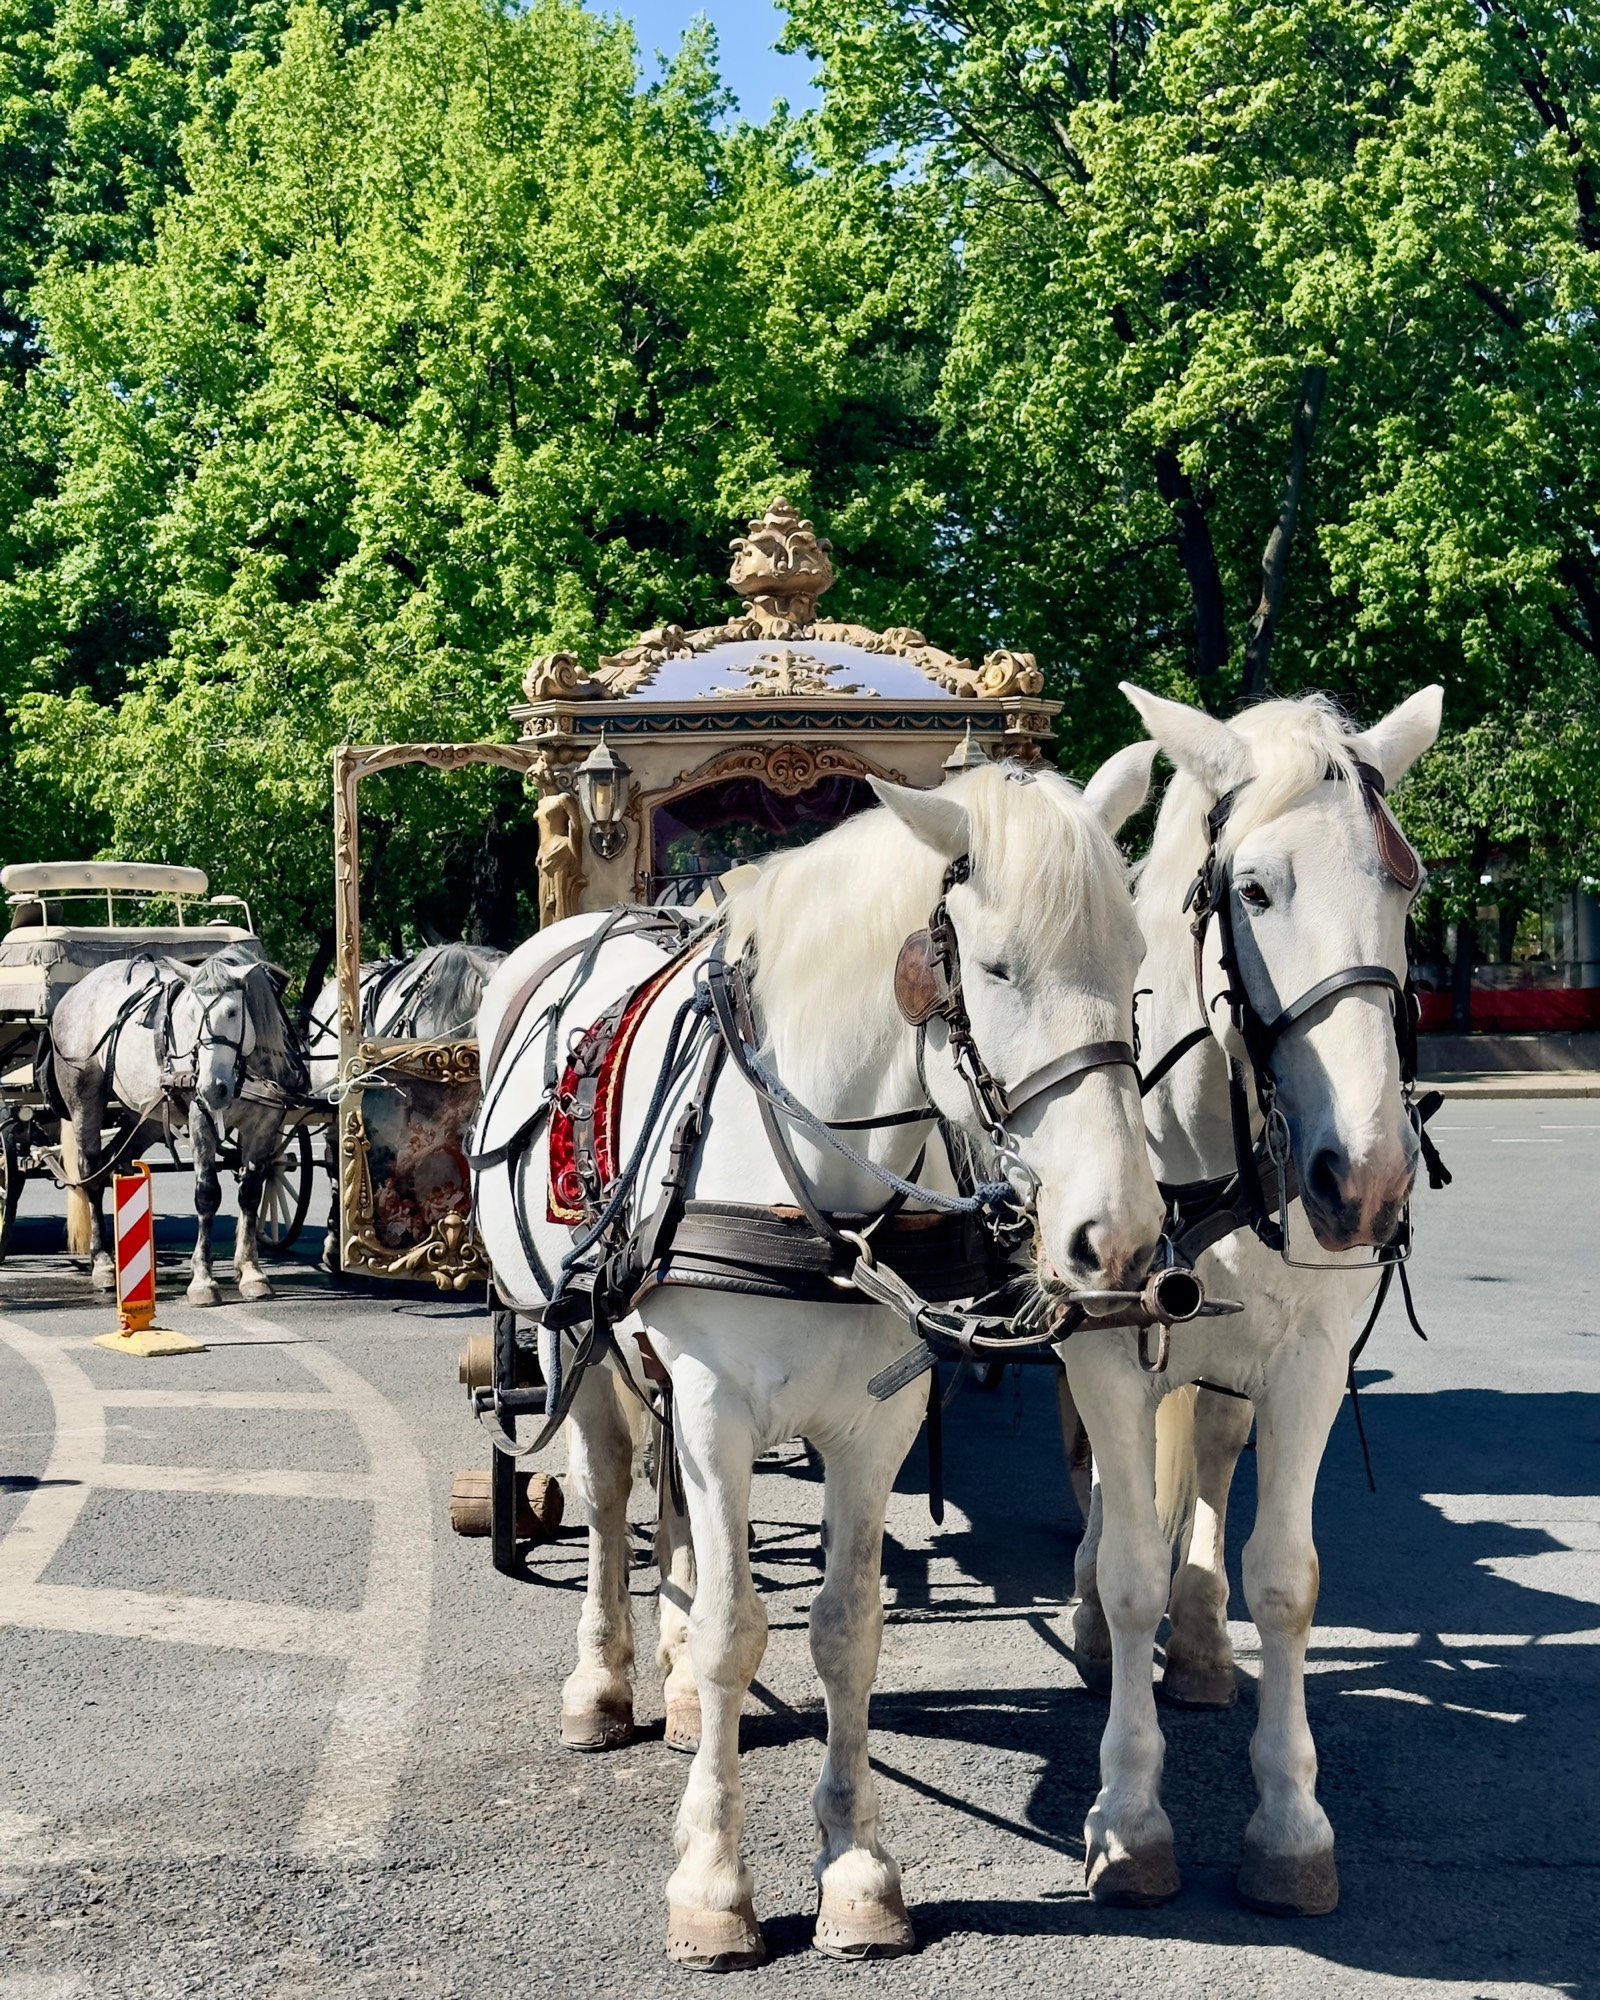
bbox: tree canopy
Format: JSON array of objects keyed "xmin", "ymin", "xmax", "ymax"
[{"xmin": 1, "ymin": 0, "xmax": 1596, "ymax": 982}]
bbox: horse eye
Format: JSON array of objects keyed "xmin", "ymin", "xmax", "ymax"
[
  {"xmin": 980, "ymin": 961, "xmax": 1012, "ymax": 983},
  {"xmin": 1238, "ymin": 882, "xmax": 1271, "ymax": 912}
]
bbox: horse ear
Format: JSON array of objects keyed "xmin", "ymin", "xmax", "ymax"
[
  {"xmin": 869, "ymin": 779, "xmax": 970, "ymax": 860},
  {"xmin": 1082, "ymin": 740, "xmax": 1158, "ymax": 835},
  {"xmin": 1118, "ymin": 683, "xmax": 1252, "ymax": 797},
  {"xmin": 1348, "ymin": 685, "xmax": 1443, "ymax": 787}
]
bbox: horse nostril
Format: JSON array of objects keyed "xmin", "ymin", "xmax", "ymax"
[
  {"xmin": 1069, "ymin": 1223, "xmax": 1095, "ymax": 1273},
  {"xmin": 1306, "ymin": 1147, "xmax": 1343, "ymax": 1212}
]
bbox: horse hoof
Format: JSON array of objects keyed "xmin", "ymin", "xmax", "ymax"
[
  {"xmin": 1088, "ymin": 1838, "xmax": 1180, "ymax": 1907},
  {"xmin": 814, "ymin": 1885, "xmax": 915, "ymax": 1960},
  {"xmin": 186, "ymin": 1281, "xmax": 223, "ymax": 1308},
  {"xmin": 1159, "ymin": 1659, "xmax": 1239, "ymax": 1710},
  {"xmin": 91, "ymin": 1260, "xmax": 115, "ymax": 1294},
  {"xmin": 560, "ymin": 1700, "xmax": 634, "ymax": 1752},
  {"xmin": 1071, "ymin": 1649, "xmax": 1114, "ymax": 1697},
  {"xmin": 237, "ymin": 1276, "xmax": 275, "ymax": 1303},
  {"xmin": 666, "ymin": 1898, "xmax": 765, "ymax": 1971},
  {"xmin": 1238, "ymin": 1843, "xmax": 1338, "ymax": 1917},
  {"xmin": 664, "ymin": 1698, "xmax": 702, "ymax": 1755}
]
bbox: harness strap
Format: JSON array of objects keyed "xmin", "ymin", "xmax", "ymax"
[{"xmin": 1000, "ymin": 1039, "xmax": 1139, "ymax": 1117}]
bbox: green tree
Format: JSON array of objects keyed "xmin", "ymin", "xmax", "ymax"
[
  {"xmin": 7, "ymin": 0, "xmax": 952, "ymax": 975},
  {"xmin": 786, "ymin": 0, "xmax": 1600, "ymax": 835}
]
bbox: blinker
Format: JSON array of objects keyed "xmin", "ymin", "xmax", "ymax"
[{"xmin": 894, "ymin": 929, "xmax": 949, "ymax": 1026}]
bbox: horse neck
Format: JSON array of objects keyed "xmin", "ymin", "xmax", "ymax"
[{"xmin": 1136, "ymin": 829, "xmax": 1238, "ymax": 1185}]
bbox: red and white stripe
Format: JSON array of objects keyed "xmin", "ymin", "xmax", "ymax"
[{"xmin": 114, "ymin": 1168, "xmax": 156, "ymax": 1322}]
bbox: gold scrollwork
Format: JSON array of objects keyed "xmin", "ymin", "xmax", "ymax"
[{"xmin": 338, "ymin": 1099, "xmax": 488, "ymax": 1292}]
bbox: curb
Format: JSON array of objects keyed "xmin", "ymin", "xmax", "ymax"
[{"xmin": 1425, "ymin": 1073, "xmax": 1600, "ymax": 1099}]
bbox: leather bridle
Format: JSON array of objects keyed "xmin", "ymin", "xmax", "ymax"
[
  {"xmin": 893, "ymin": 853, "xmax": 1140, "ymax": 1155},
  {"xmin": 1166, "ymin": 757, "xmax": 1447, "ymax": 1262}
]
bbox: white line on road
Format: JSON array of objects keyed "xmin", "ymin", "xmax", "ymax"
[{"xmin": 0, "ymin": 1310, "xmax": 435, "ymax": 1864}]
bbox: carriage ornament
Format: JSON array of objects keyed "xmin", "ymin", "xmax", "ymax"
[{"xmin": 334, "ymin": 495, "xmax": 1062, "ymax": 1290}]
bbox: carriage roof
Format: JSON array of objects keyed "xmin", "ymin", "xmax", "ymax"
[{"xmin": 2, "ymin": 861, "xmax": 210, "ymax": 897}]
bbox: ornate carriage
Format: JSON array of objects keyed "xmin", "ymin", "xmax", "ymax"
[{"xmin": 333, "ymin": 497, "xmax": 1061, "ymax": 1290}]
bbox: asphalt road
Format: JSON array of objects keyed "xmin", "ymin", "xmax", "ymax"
[{"xmin": 1, "ymin": 1098, "xmax": 1596, "ymax": 1999}]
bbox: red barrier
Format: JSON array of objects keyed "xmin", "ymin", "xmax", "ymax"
[{"xmin": 1417, "ymin": 988, "xmax": 1600, "ymax": 1034}]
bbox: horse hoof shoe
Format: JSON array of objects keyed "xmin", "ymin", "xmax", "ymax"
[
  {"xmin": 1087, "ymin": 1840, "xmax": 1180, "ymax": 1907},
  {"xmin": 1237, "ymin": 1844, "xmax": 1338, "ymax": 1917},
  {"xmin": 664, "ymin": 1700, "xmax": 701, "ymax": 1755},
  {"xmin": 1070, "ymin": 1650, "xmax": 1114, "ymax": 1697},
  {"xmin": 1159, "ymin": 1661, "xmax": 1239, "ymax": 1710},
  {"xmin": 666, "ymin": 1897, "xmax": 764, "ymax": 1970},
  {"xmin": 813, "ymin": 1885, "xmax": 915, "ymax": 1959},
  {"xmin": 560, "ymin": 1701, "xmax": 634, "ymax": 1752}
]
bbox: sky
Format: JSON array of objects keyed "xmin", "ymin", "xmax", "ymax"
[{"xmin": 624, "ymin": 1, "xmax": 819, "ymax": 115}]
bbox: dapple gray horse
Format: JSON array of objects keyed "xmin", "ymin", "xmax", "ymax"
[
  {"xmin": 50, "ymin": 944, "xmax": 308, "ymax": 1305},
  {"xmin": 306, "ymin": 941, "xmax": 505, "ymax": 1266}
]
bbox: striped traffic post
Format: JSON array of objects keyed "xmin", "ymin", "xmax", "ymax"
[
  {"xmin": 114, "ymin": 1162, "xmax": 156, "ymax": 1333},
  {"xmin": 93, "ymin": 1161, "xmax": 204, "ymax": 1357}
]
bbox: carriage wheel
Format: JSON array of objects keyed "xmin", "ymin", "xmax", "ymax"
[
  {"xmin": 258, "ymin": 1124, "xmax": 314, "ymax": 1254},
  {"xmin": 0, "ymin": 1120, "xmax": 21, "ymax": 1263}
]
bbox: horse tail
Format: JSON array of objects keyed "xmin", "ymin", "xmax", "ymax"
[{"xmin": 1154, "ymin": 1382, "xmax": 1199, "ymax": 1547}]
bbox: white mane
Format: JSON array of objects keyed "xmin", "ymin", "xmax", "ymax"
[
  {"xmin": 724, "ymin": 761, "xmax": 1138, "ymax": 1088},
  {"xmin": 1139, "ymin": 694, "xmax": 1361, "ymax": 916}
]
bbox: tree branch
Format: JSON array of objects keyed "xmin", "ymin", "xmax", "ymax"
[
  {"xmin": 1467, "ymin": 275, "xmax": 1525, "ymax": 330},
  {"xmin": 1556, "ymin": 550, "xmax": 1600, "ymax": 657},
  {"xmin": 1154, "ymin": 447, "xmax": 1227, "ymax": 678},
  {"xmin": 1241, "ymin": 363, "xmax": 1328, "ymax": 698}
]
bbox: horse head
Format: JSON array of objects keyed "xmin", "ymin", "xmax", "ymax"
[
  {"xmin": 869, "ymin": 753, "xmax": 1167, "ymax": 1294},
  {"xmin": 1126, "ymin": 682, "xmax": 1443, "ymax": 1252}
]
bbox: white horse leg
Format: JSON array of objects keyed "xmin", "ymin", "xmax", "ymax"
[
  {"xmin": 186, "ymin": 1108, "xmax": 223, "ymax": 1306},
  {"xmin": 809, "ymin": 1416, "xmax": 920, "ymax": 1960},
  {"xmin": 655, "ymin": 1425, "xmax": 700, "ymax": 1755},
  {"xmin": 1162, "ymin": 1387, "xmax": 1255, "ymax": 1709},
  {"xmin": 1066, "ymin": 1346, "xmax": 1179, "ymax": 1906},
  {"xmin": 560, "ymin": 1360, "xmax": 638, "ymax": 1751},
  {"xmin": 665, "ymin": 1400, "xmax": 766, "ymax": 1970},
  {"xmin": 1237, "ymin": 1348, "xmax": 1345, "ymax": 1916}
]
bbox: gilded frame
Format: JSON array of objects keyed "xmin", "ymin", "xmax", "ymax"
[{"xmin": 333, "ymin": 742, "xmax": 540, "ymax": 1288}]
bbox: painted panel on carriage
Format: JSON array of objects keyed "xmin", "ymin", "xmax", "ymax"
[
  {"xmin": 361, "ymin": 1078, "xmax": 476, "ymax": 1252},
  {"xmin": 602, "ymin": 638, "xmax": 970, "ymax": 704}
]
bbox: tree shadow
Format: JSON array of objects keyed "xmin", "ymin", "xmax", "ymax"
[{"xmin": 851, "ymin": 1368, "xmax": 1600, "ymax": 1994}]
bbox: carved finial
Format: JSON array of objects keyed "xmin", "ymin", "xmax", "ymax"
[{"xmin": 728, "ymin": 497, "xmax": 834, "ymax": 631}]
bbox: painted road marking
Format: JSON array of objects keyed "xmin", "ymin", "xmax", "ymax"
[{"xmin": 0, "ymin": 1311, "xmax": 433, "ymax": 1863}]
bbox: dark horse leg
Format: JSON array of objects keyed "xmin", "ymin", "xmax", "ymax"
[
  {"xmin": 231, "ymin": 1104, "xmax": 279, "ymax": 1303},
  {"xmin": 62, "ymin": 1068, "xmax": 115, "ymax": 1293},
  {"xmin": 188, "ymin": 1102, "xmax": 224, "ymax": 1306}
]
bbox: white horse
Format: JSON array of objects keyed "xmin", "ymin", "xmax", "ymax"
[
  {"xmin": 1063, "ymin": 683, "xmax": 1443, "ymax": 1917},
  {"xmin": 49, "ymin": 944, "xmax": 308, "ymax": 1304},
  {"xmin": 475, "ymin": 753, "xmax": 1168, "ymax": 1967}
]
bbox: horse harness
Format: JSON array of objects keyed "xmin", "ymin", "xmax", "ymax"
[{"xmin": 469, "ymin": 859, "xmax": 1213, "ymax": 1466}]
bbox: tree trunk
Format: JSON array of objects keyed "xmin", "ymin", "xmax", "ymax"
[
  {"xmin": 1451, "ymin": 830, "xmax": 1492, "ymax": 1031},
  {"xmin": 1154, "ymin": 446, "xmax": 1227, "ymax": 682},
  {"xmin": 1240, "ymin": 364, "xmax": 1328, "ymax": 699},
  {"xmin": 295, "ymin": 926, "xmax": 336, "ymax": 1034}
]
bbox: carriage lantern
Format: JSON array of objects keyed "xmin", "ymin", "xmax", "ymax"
[{"xmin": 576, "ymin": 735, "xmax": 631, "ymax": 858}]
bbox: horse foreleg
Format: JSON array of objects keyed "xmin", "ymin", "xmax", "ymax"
[
  {"xmin": 232, "ymin": 1126, "xmax": 275, "ymax": 1303},
  {"xmin": 560, "ymin": 1359, "xmax": 638, "ymax": 1750},
  {"xmin": 1237, "ymin": 1342, "xmax": 1346, "ymax": 1917},
  {"xmin": 655, "ymin": 1418, "xmax": 700, "ymax": 1755},
  {"xmin": 1162, "ymin": 1386, "xmax": 1255, "ymax": 1709},
  {"xmin": 320, "ymin": 1124, "xmax": 340, "ymax": 1273},
  {"xmin": 807, "ymin": 1402, "xmax": 923, "ymax": 1960},
  {"xmin": 664, "ymin": 1392, "xmax": 766, "ymax": 1969},
  {"xmin": 187, "ymin": 1110, "xmax": 223, "ymax": 1307},
  {"xmin": 1070, "ymin": 1467, "xmax": 1112, "ymax": 1694},
  {"xmin": 1066, "ymin": 1343, "xmax": 1179, "ymax": 1907}
]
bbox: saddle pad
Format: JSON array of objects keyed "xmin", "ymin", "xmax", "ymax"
[{"xmin": 546, "ymin": 953, "xmax": 691, "ymax": 1225}]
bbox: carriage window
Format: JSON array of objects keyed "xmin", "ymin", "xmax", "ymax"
[{"xmin": 648, "ymin": 776, "xmax": 877, "ymax": 904}]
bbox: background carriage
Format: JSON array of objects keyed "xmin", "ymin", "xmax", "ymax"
[{"xmin": 0, "ymin": 860, "xmax": 319, "ymax": 1260}]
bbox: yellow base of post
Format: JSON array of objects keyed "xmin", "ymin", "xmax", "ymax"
[{"xmin": 93, "ymin": 1327, "xmax": 207, "ymax": 1357}]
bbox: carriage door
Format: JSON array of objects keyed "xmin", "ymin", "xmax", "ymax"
[{"xmin": 332, "ymin": 743, "xmax": 536, "ymax": 1289}]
